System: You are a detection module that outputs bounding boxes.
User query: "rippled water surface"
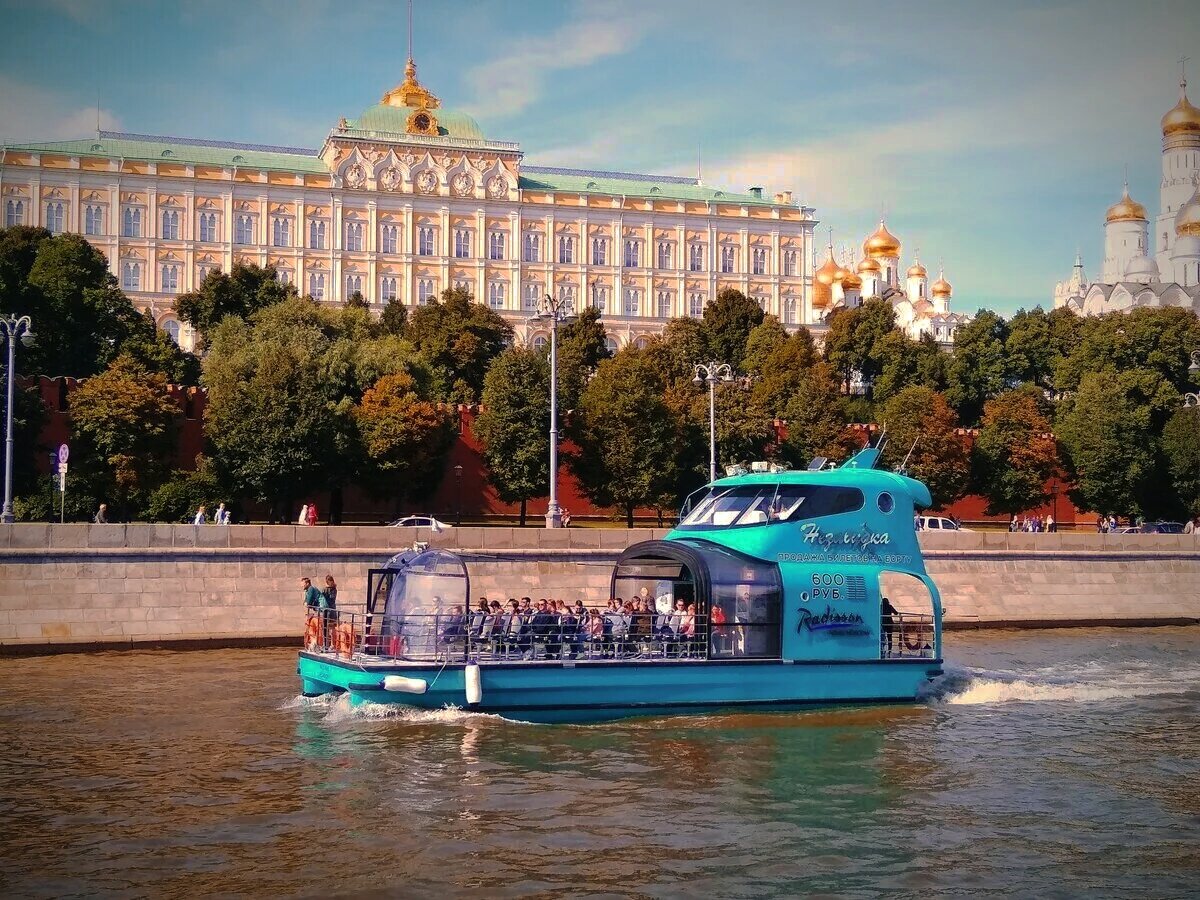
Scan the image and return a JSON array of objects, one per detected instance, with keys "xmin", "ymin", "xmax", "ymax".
[{"xmin": 1, "ymin": 628, "xmax": 1198, "ymax": 898}]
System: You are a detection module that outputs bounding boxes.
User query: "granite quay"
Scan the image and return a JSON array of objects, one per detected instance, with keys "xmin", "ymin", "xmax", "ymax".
[{"xmin": 0, "ymin": 525, "xmax": 1196, "ymax": 655}]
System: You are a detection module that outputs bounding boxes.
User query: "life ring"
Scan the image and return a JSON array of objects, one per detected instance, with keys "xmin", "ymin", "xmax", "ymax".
[
  {"xmin": 303, "ymin": 613, "xmax": 321, "ymax": 651},
  {"xmin": 903, "ymin": 624, "xmax": 922, "ymax": 652},
  {"xmin": 334, "ymin": 622, "xmax": 356, "ymax": 658}
]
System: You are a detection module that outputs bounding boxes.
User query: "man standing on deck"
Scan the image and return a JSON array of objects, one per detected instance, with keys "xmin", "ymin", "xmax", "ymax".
[
  {"xmin": 880, "ymin": 596, "xmax": 898, "ymax": 656},
  {"xmin": 300, "ymin": 577, "xmax": 325, "ymax": 611}
]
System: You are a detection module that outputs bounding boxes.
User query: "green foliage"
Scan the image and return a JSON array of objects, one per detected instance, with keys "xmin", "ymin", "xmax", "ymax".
[
  {"xmin": 1162, "ymin": 406, "xmax": 1200, "ymax": 516},
  {"xmin": 645, "ymin": 317, "xmax": 709, "ymax": 383},
  {"xmin": 474, "ymin": 347, "xmax": 550, "ymax": 524},
  {"xmin": 554, "ymin": 306, "xmax": 611, "ymax": 410},
  {"xmin": 779, "ymin": 363, "xmax": 856, "ymax": 468},
  {"xmin": 379, "ymin": 297, "xmax": 408, "ymax": 336},
  {"xmin": 702, "ymin": 288, "xmax": 764, "ymax": 368},
  {"xmin": 1056, "ymin": 368, "xmax": 1179, "ymax": 517},
  {"xmin": 119, "ymin": 311, "xmax": 202, "ymax": 386},
  {"xmin": 872, "ymin": 331, "xmax": 947, "ymax": 404},
  {"xmin": 741, "ymin": 315, "xmax": 789, "ymax": 376},
  {"xmin": 569, "ymin": 349, "xmax": 683, "ymax": 526},
  {"xmin": 944, "ymin": 310, "xmax": 1011, "ymax": 425},
  {"xmin": 751, "ymin": 328, "xmax": 819, "ymax": 418},
  {"xmin": 971, "ymin": 387, "xmax": 1059, "ymax": 515},
  {"xmin": 689, "ymin": 379, "xmax": 775, "ymax": 471},
  {"xmin": 174, "ymin": 263, "xmax": 296, "ymax": 341},
  {"xmin": 405, "ymin": 287, "xmax": 513, "ymax": 402},
  {"xmin": 1054, "ymin": 307, "xmax": 1200, "ymax": 394},
  {"xmin": 15, "ymin": 474, "xmax": 99, "ymax": 523},
  {"xmin": 346, "ymin": 291, "xmax": 369, "ymax": 310},
  {"xmin": 354, "ymin": 372, "xmax": 454, "ymax": 509},
  {"xmin": 879, "ymin": 386, "xmax": 970, "ymax": 508},
  {"xmin": 67, "ymin": 356, "xmax": 181, "ymax": 518},
  {"xmin": 144, "ymin": 458, "xmax": 225, "ymax": 523},
  {"xmin": 823, "ymin": 298, "xmax": 896, "ymax": 395}
]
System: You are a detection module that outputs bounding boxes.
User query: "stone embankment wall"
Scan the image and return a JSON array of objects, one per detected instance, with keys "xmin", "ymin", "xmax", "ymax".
[{"xmin": 0, "ymin": 525, "xmax": 1196, "ymax": 654}]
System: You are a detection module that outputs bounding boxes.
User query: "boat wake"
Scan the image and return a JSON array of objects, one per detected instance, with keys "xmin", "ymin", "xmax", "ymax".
[
  {"xmin": 282, "ymin": 692, "xmax": 515, "ymax": 725},
  {"xmin": 923, "ymin": 662, "xmax": 1200, "ymax": 706}
]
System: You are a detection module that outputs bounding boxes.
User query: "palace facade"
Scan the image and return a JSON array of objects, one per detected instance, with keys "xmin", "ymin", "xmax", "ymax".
[{"xmin": 0, "ymin": 59, "xmax": 824, "ymax": 352}]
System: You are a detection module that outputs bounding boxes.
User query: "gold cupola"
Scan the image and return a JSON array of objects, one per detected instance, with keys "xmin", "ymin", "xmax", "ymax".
[
  {"xmin": 813, "ymin": 250, "xmax": 841, "ymax": 308},
  {"xmin": 907, "ymin": 260, "xmax": 928, "ymax": 278},
  {"xmin": 856, "ymin": 256, "xmax": 881, "ymax": 274},
  {"xmin": 931, "ymin": 269, "xmax": 953, "ymax": 298},
  {"xmin": 1175, "ymin": 182, "xmax": 1200, "ymax": 237},
  {"xmin": 1105, "ymin": 183, "xmax": 1148, "ymax": 223},
  {"xmin": 1162, "ymin": 71, "xmax": 1200, "ymax": 147},
  {"xmin": 841, "ymin": 270, "xmax": 863, "ymax": 291},
  {"xmin": 863, "ymin": 219, "xmax": 901, "ymax": 259}
]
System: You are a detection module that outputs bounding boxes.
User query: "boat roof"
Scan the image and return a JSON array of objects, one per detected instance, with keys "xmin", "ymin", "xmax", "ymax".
[{"xmin": 706, "ymin": 463, "xmax": 933, "ymax": 509}]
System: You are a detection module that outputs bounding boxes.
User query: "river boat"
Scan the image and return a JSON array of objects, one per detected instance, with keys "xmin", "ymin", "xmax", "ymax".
[{"xmin": 297, "ymin": 445, "xmax": 943, "ymax": 723}]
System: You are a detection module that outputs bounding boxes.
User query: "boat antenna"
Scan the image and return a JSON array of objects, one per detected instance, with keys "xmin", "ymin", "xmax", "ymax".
[
  {"xmin": 897, "ymin": 436, "xmax": 918, "ymax": 474},
  {"xmin": 873, "ymin": 426, "xmax": 889, "ymax": 456}
]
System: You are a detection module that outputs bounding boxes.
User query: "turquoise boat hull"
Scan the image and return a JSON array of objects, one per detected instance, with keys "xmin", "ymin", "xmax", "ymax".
[{"xmin": 299, "ymin": 653, "xmax": 943, "ymax": 724}]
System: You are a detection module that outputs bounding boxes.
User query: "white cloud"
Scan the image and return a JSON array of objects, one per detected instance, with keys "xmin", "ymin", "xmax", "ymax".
[
  {"xmin": 0, "ymin": 76, "xmax": 121, "ymax": 143},
  {"xmin": 465, "ymin": 3, "xmax": 651, "ymax": 119}
]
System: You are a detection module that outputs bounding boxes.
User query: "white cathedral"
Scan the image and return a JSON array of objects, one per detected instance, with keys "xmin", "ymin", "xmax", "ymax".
[{"xmin": 1054, "ymin": 70, "xmax": 1200, "ymax": 314}]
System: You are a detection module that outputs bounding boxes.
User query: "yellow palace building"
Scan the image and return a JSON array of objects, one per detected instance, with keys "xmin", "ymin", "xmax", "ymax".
[{"xmin": 0, "ymin": 58, "xmax": 818, "ymax": 351}]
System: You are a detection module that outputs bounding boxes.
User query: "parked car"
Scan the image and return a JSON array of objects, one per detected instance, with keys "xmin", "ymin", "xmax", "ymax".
[
  {"xmin": 1140, "ymin": 521, "xmax": 1184, "ymax": 534},
  {"xmin": 389, "ymin": 515, "xmax": 450, "ymax": 532},
  {"xmin": 916, "ymin": 516, "xmax": 973, "ymax": 532}
]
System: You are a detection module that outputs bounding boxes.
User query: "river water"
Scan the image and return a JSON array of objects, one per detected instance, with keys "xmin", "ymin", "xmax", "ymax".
[{"xmin": 1, "ymin": 628, "xmax": 1197, "ymax": 898}]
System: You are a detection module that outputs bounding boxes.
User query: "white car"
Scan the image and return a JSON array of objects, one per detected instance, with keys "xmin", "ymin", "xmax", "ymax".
[
  {"xmin": 917, "ymin": 515, "xmax": 973, "ymax": 532},
  {"xmin": 389, "ymin": 515, "xmax": 450, "ymax": 532}
]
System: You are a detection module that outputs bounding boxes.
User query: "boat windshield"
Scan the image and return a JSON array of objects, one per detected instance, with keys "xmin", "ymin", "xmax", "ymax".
[
  {"xmin": 375, "ymin": 550, "xmax": 470, "ymax": 656},
  {"xmin": 678, "ymin": 483, "xmax": 864, "ymax": 530}
]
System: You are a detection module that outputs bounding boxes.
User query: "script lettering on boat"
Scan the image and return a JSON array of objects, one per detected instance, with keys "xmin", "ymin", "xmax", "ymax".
[{"xmin": 796, "ymin": 604, "xmax": 870, "ymax": 636}]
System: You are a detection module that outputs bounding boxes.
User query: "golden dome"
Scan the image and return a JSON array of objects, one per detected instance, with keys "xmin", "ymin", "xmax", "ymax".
[
  {"xmin": 931, "ymin": 272, "xmax": 952, "ymax": 298},
  {"xmin": 841, "ymin": 270, "xmax": 863, "ymax": 290},
  {"xmin": 1105, "ymin": 183, "xmax": 1148, "ymax": 223},
  {"xmin": 815, "ymin": 254, "xmax": 841, "ymax": 286},
  {"xmin": 863, "ymin": 220, "xmax": 901, "ymax": 258},
  {"xmin": 833, "ymin": 263, "xmax": 853, "ymax": 283},
  {"xmin": 856, "ymin": 257, "xmax": 881, "ymax": 274},
  {"xmin": 1162, "ymin": 80, "xmax": 1200, "ymax": 137},
  {"xmin": 1176, "ymin": 185, "xmax": 1200, "ymax": 237},
  {"xmin": 907, "ymin": 261, "xmax": 927, "ymax": 278}
]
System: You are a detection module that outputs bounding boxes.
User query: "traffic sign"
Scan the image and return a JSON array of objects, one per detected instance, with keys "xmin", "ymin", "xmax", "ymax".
[
  {"xmin": 59, "ymin": 472, "xmax": 66, "ymax": 492},
  {"xmin": 57, "ymin": 443, "xmax": 69, "ymax": 464}
]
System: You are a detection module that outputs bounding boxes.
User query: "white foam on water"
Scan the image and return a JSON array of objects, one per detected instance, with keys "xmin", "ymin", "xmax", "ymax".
[
  {"xmin": 278, "ymin": 693, "xmax": 340, "ymax": 710},
  {"xmin": 923, "ymin": 662, "xmax": 1200, "ymax": 706},
  {"xmin": 314, "ymin": 693, "xmax": 516, "ymax": 726}
]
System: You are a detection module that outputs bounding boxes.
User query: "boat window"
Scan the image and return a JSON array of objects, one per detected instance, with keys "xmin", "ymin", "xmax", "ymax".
[
  {"xmin": 371, "ymin": 550, "xmax": 470, "ymax": 658},
  {"xmin": 877, "ymin": 491, "xmax": 894, "ymax": 513},
  {"xmin": 678, "ymin": 484, "xmax": 863, "ymax": 530}
]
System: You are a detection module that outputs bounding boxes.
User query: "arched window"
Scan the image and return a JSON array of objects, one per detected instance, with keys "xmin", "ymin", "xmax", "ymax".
[
  {"xmin": 308, "ymin": 272, "xmax": 325, "ymax": 300},
  {"xmin": 689, "ymin": 243, "xmax": 704, "ymax": 272},
  {"xmin": 656, "ymin": 290, "xmax": 672, "ymax": 318},
  {"xmin": 487, "ymin": 281, "xmax": 505, "ymax": 309},
  {"xmin": 276, "ymin": 268, "xmax": 292, "ymax": 286},
  {"xmin": 417, "ymin": 226, "xmax": 435, "ymax": 255},
  {"xmin": 523, "ymin": 283, "xmax": 541, "ymax": 311},
  {"xmin": 488, "ymin": 231, "xmax": 505, "ymax": 260},
  {"xmin": 782, "ymin": 250, "xmax": 797, "ymax": 277},
  {"xmin": 784, "ymin": 297, "xmax": 797, "ymax": 324},
  {"xmin": 309, "ymin": 220, "xmax": 327, "ymax": 249},
  {"xmin": 689, "ymin": 293, "xmax": 705, "ymax": 318},
  {"xmin": 623, "ymin": 240, "xmax": 641, "ymax": 268},
  {"xmin": 752, "ymin": 247, "xmax": 767, "ymax": 275},
  {"xmin": 720, "ymin": 245, "xmax": 736, "ymax": 273},
  {"xmin": 532, "ymin": 334, "xmax": 549, "ymax": 351},
  {"xmin": 454, "ymin": 228, "xmax": 472, "ymax": 258},
  {"xmin": 558, "ymin": 235, "xmax": 574, "ymax": 264},
  {"xmin": 380, "ymin": 276, "xmax": 398, "ymax": 301},
  {"xmin": 234, "ymin": 214, "xmax": 253, "ymax": 245},
  {"xmin": 604, "ymin": 335, "xmax": 619, "ymax": 354},
  {"xmin": 633, "ymin": 336, "xmax": 649, "ymax": 349},
  {"xmin": 160, "ymin": 209, "xmax": 179, "ymax": 240},
  {"xmin": 523, "ymin": 232, "xmax": 540, "ymax": 262},
  {"xmin": 272, "ymin": 217, "xmax": 291, "ymax": 247},
  {"xmin": 84, "ymin": 205, "xmax": 103, "ymax": 235},
  {"xmin": 121, "ymin": 262, "xmax": 141, "ymax": 291},
  {"xmin": 45, "ymin": 202, "xmax": 65, "ymax": 234},
  {"xmin": 198, "ymin": 212, "xmax": 217, "ymax": 242},
  {"xmin": 657, "ymin": 242, "xmax": 673, "ymax": 269},
  {"xmin": 5, "ymin": 200, "xmax": 24, "ymax": 227},
  {"xmin": 591, "ymin": 285, "xmax": 607, "ymax": 312},
  {"xmin": 122, "ymin": 207, "xmax": 141, "ymax": 238},
  {"xmin": 161, "ymin": 264, "xmax": 179, "ymax": 293},
  {"xmin": 417, "ymin": 279, "xmax": 436, "ymax": 304},
  {"xmin": 345, "ymin": 273, "xmax": 362, "ymax": 297},
  {"xmin": 163, "ymin": 319, "xmax": 182, "ymax": 346},
  {"xmin": 381, "ymin": 224, "xmax": 398, "ymax": 254},
  {"xmin": 344, "ymin": 221, "xmax": 363, "ymax": 251},
  {"xmin": 591, "ymin": 238, "xmax": 607, "ymax": 265},
  {"xmin": 623, "ymin": 288, "xmax": 640, "ymax": 316}
]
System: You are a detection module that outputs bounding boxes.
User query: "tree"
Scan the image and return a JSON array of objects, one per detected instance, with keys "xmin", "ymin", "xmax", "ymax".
[
  {"xmin": 1055, "ymin": 307, "xmax": 1200, "ymax": 394},
  {"xmin": 174, "ymin": 263, "xmax": 295, "ymax": 340},
  {"xmin": 944, "ymin": 310, "xmax": 1010, "ymax": 425},
  {"xmin": 346, "ymin": 290, "xmax": 368, "ymax": 310},
  {"xmin": 1004, "ymin": 307, "xmax": 1055, "ymax": 388},
  {"xmin": 751, "ymin": 328, "xmax": 819, "ymax": 418},
  {"xmin": 823, "ymin": 298, "xmax": 896, "ymax": 395},
  {"xmin": 119, "ymin": 310, "xmax": 202, "ymax": 386},
  {"xmin": 1162, "ymin": 405, "xmax": 1200, "ymax": 516},
  {"xmin": 779, "ymin": 363, "xmax": 857, "ymax": 468},
  {"xmin": 972, "ymin": 387, "xmax": 1059, "ymax": 515},
  {"xmin": 144, "ymin": 457, "xmax": 225, "ymax": 523},
  {"xmin": 568, "ymin": 349, "xmax": 683, "ymax": 526},
  {"xmin": 68, "ymin": 356, "xmax": 180, "ymax": 518},
  {"xmin": 879, "ymin": 386, "xmax": 970, "ymax": 508},
  {"xmin": 1056, "ymin": 368, "xmax": 1178, "ymax": 518},
  {"xmin": 405, "ymin": 286, "xmax": 513, "ymax": 403},
  {"xmin": 689, "ymin": 380, "xmax": 775, "ymax": 471},
  {"xmin": 379, "ymin": 297, "xmax": 408, "ymax": 336},
  {"xmin": 355, "ymin": 372, "xmax": 454, "ymax": 514},
  {"xmin": 554, "ymin": 306, "xmax": 611, "ymax": 410},
  {"xmin": 741, "ymin": 315, "xmax": 789, "ymax": 376},
  {"xmin": 645, "ymin": 317, "xmax": 709, "ymax": 383},
  {"xmin": 474, "ymin": 348, "xmax": 550, "ymax": 525},
  {"xmin": 701, "ymin": 288, "xmax": 764, "ymax": 368}
]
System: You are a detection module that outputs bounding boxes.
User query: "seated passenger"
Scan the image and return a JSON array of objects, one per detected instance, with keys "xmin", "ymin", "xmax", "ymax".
[
  {"xmin": 469, "ymin": 598, "xmax": 491, "ymax": 637},
  {"xmin": 531, "ymin": 600, "xmax": 559, "ymax": 658},
  {"xmin": 586, "ymin": 608, "xmax": 605, "ymax": 653},
  {"xmin": 440, "ymin": 605, "xmax": 467, "ymax": 648}
]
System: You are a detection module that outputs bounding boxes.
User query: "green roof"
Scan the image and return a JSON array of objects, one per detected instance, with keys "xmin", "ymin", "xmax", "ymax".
[
  {"xmin": 4, "ymin": 131, "xmax": 326, "ymax": 173},
  {"xmin": 519, "ymin": 166, "xmax": 778, "ymax": 206}
]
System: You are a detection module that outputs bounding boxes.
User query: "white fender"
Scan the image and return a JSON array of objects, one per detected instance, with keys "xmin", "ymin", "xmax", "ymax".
[
  {"xmin": 383, "ymin": 675, "xmax": 428, "ymax": 694},
  {"xmin": 465, "ymin": 663, "xmax": 482, "ymax": 705}
]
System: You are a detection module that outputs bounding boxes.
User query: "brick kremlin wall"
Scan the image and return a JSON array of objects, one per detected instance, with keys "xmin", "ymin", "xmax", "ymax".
[{"xmin": 0, "ymin": 525, "xmax": 1195, "ymax": 654}]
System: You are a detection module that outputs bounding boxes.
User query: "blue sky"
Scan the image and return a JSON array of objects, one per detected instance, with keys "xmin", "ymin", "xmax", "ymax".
[{"xmin": 1, "ymin": 0, "xmax": 1198, "ymax": 315}]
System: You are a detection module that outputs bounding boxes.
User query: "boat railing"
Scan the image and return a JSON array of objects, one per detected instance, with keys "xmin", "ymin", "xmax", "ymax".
[
  {"xmin": 306, "ymin": 609, "xmax": 750, "ymax": 663},
  {"xmin": 882, "ymin": 611, "xmax": 936, "ymax": 660}
]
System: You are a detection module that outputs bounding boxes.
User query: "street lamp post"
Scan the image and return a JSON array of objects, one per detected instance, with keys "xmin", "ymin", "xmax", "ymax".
[
  {"xmin": 533, "ymin": 293, "xmax": 575, "ymax": 528},
  {"xmin": 454, "ymin": 464, "xmax": 463, "ymax": 527},
  {"xmin": 692, "ymin": 361, "xmax": 734, "ymax": 484},
  {"xmin": 0, "ymin": 315, "xmax": 35, "ymax": 525}
]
